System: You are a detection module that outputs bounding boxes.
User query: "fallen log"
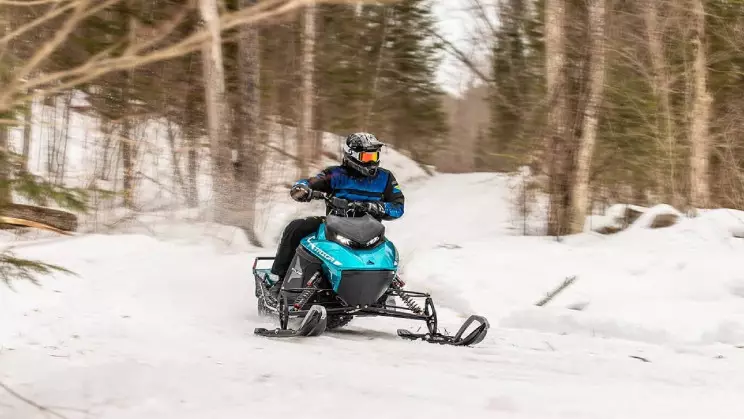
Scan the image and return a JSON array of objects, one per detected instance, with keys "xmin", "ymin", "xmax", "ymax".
[
  {"xmin": 0, "ymin": 203, "xmax": 78, "ymax": 232},
  {"xmin": 0, "ymin": 216, "xmax": 74, "ymax": 236}
]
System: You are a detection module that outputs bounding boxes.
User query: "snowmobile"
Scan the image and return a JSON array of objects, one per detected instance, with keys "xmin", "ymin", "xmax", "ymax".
[{"xmin": 252, "ymin": 191, "xmax": 490, "ymax": 347}]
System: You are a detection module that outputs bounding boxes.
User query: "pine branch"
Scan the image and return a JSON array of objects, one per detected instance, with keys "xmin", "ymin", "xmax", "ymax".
[
  {"xmin": 0, "ymin": 249, "xmax": 75, "ymax": 288},
  {"xmin": 6, "ymin": 171, "xmax": 92, "ymax": 213}
]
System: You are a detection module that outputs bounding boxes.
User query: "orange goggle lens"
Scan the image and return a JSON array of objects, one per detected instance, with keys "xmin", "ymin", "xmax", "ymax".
[{"xmin": 359, "ymin": 151, "xmax": 379, "ymax": 163}]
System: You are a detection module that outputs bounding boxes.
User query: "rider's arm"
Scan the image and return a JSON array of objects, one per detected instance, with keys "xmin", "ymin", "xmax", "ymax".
[
  {"xmin": 290, "ymin": 168, "xmax": 334, "ymax": 201},
  {"xmin": 303, "ymin": 168, "xmax": 333, "ymax": 193},
  {"xmin": 380, "ymin": 172, "xmax": 405, "ymax": 220}
]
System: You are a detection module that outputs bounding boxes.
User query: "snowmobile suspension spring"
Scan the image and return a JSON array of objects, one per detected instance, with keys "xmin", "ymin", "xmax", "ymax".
[{"xmin": 397, "ymin": 289, "xmax": 423, "ymax": 314}]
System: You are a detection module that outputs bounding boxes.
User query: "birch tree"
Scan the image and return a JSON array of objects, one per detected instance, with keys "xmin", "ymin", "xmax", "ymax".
[
  {"xmin": 199, "ymin": 0, "xmax": 231, "ymax": 222},
  {"xmin": 543, "ymin": 0, "xmax": 568, "ymax": 236},
  {"xmin": 298, "ymin": 1, "xmax": 316, "ymax": 178},
  {"xmin": 643, "ymin": 0, "xmax": 678, "ymax": 204},
  {"xmin": 234, "ymin": 0, "xmax": 262, "ymax": 244},
  {"xmin": 688, "ymin": 0, "xmax": 712, "ymax": 210},
  {"xmin": 570, "ymin": 0, "xmax": 607, "ymax": 233}
]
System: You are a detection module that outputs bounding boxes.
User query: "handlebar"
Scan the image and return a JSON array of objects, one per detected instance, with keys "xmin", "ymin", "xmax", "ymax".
[
  {"xmin": 310, "ymin": 190, "xmax": 329, "ymax": 201},
  {"xmin": 309, "ymin": 190, "xmax": 370, "ymax": 218}
]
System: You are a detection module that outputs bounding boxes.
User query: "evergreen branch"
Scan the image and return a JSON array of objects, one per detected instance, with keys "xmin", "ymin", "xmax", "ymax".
[
  {"xmin": 6, "ymin": 171, "xmax": 90, "ymax": 212},
  {"xmin": 0, "ymin": 249, "xmax": 75, "ymax": 288}
]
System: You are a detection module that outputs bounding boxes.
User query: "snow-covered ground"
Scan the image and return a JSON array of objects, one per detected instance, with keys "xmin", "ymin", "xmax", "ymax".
[
  {"xmin": 3, "ymin": 97, "xmax": 744, "ymax": 418},
  {"xmin": 4, "ymin": 169, "xmax": 744, "ymax": 418}
]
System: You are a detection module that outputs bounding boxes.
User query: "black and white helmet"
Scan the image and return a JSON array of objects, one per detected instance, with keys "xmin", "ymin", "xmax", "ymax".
[{"xmin": 342, "ymin": 132, "xmax": 384, "ymax": 176}]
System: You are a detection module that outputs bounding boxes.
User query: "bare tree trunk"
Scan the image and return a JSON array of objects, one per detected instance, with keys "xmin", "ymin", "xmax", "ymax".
[
  {"xmin": 0, "ymin": 120, "xmax": 9, "ymax": 208},
  {"xmin": 165, "ymin": 120, "xmax": 189, "ymax": 201},
  {"xmin": 643, "ymin": 0, "xmax": 678, "ymax": 205},
  {"xmin": 184, "ymin": 56, "xmax": 200, "ymax": 208},
  {"xmin": 570, "ymin": 0, "xmax": 607, "ymax": 233},
  {"xmin": 98, "ymin": 119, "xmax": 113, "ymax": 180},
  {"xmin": 119, "ymin": 36, "xmax": 137, "ymax": 209},
  {"xmin": 121, "ymin": 114, "xmax": 135, "ymax": 208},
  {"xmin": 0, "ymin": 6, "xmax": 8, "ymax": 208},
  {"xmin": 688, "ymin": 0, "xmax": 711, "ymax": 210},
  {"xmin": 21, "ymin": 99, "xmax": 32, "ymax": 173},
  {"xmin": 544, "ymin": 0, "xmax": 568, "ymax": 236},
  {"xmin": 199, "ymin": 0, "xmax": 231, "ymax": 222},
  {"xmin": 56, "ymin": 91, "xmax": 73, "ymax": 185},
  {"xmin": 298, "ymin": 1, "xmax": 316, "ymax": 178},
  {"xmin": 46, "ymin": 92, "xmax": 72, "ymax": 185},
  {"xmin": 235, "ymin": 0, "xmax": 262, "ymax": 245}
]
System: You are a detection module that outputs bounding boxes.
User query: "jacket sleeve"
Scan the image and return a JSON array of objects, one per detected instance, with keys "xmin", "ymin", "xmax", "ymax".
[
  {"xmin": 294, "ymin": 167, "xmax": 334, "ymax": 193},
  {"xmin": 381, "ymin": 172, "xmax": 405, "ymax": 220}
]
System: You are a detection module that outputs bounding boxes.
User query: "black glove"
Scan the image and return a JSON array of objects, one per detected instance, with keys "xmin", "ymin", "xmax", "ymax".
[
  {"xmin": 350, "ymin": 201, "xmax": 385, "ymax": 217},
  {"xmin": 290, "ymin": 183, "xmax": 312, "ymax": 202}
]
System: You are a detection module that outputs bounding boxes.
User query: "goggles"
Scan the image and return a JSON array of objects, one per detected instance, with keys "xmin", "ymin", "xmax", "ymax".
[{"xmin": 353, "ymin": 151, "xmax": 379, "ymax": 163}]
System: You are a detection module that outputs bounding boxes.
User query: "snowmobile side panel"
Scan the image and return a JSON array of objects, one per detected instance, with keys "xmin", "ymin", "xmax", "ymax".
[{"xmin": 282, "ymin": 246, "xmax": 324, "ymax": 298}]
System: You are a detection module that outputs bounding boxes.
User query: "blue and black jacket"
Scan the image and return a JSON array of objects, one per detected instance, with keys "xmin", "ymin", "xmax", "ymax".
[{"xmin": 296, "ymin": 166, "xmax": 404, "ymax": 220}]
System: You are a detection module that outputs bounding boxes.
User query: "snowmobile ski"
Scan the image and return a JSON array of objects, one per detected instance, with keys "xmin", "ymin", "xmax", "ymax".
[
  {"xmin": 254, "ymin": 305, "xmax": 328, "ymax": 338},
  {"xmin": 397, "ymin": 315, "xmax": 490, "ymax": 347}
]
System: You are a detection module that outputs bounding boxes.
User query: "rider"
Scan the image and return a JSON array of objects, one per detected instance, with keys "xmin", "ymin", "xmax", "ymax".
[{"xmin": 269, "ymin": 132, "xmax": 405, "ymax": 283}]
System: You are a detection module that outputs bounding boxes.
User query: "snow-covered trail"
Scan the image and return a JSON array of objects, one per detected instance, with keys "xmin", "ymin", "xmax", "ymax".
[
  {"xmin": 3, "ymin": 235, "xmax": 743, "ymax": 419},
  {"xmin": 3, "ymin": 174, "xmax": 744, "ymax": 418}
]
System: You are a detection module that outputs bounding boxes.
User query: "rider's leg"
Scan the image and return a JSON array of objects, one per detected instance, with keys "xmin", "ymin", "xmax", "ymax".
[{"xmin": 270, "ymin": 216, "xmax": 324, "ymax": 280}]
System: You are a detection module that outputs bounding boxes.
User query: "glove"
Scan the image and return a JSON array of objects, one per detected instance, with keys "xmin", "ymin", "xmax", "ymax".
[
  {"xmin": 350, "ymin": 201, "xmax": 385, "ymax": 217},
  {"xmin": 290, "ymin": 182, "xmax": 312, "ymax": 202}
]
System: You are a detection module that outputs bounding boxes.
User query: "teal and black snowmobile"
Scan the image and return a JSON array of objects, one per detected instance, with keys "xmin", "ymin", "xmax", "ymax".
[{"xmin": 253, "ymin": 191, "xmax": 490, "ymax": 347}]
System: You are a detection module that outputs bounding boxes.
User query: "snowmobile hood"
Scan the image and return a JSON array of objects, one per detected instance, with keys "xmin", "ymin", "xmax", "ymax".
[{"xmin": 325, "ymin": 214, "xmax": 385, "ymax": 247}]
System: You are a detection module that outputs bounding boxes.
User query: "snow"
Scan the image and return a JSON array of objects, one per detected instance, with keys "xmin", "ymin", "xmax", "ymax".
[
  {"xmin": 3, "ymin": 100, "xmax": 744, "ymax": 418},
  {"xmin": 4, "ymin": 171, "xmax": 744, "ymax": 418}
]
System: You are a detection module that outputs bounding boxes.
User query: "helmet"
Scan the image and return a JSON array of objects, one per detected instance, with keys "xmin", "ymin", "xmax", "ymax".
[{"xmin": 342, "ymin": 132, "xmax": 384, "ymax": 177}]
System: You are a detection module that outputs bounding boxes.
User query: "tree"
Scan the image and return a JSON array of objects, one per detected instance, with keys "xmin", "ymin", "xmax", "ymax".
[
  {"xmin": 298, "ymin": 1, "xmax": 316, "ymax": 178},
  {"xmin": 233, "ymin": 0, "xmax": 263, "ymax": 244},
  {"xmin": 543, "ymin": 0, "xmax": 569, "ymax": 236},
  {"xmin": 373, "ymin": 0, "xmax": 448, "ymax": 163},
  {"xmin": 688, "ymin": 0, "xmax": 712, "ymax": 210},
  {"xmin": 199, "ymin": 0, "xmax": 232, "ymax": 224},
  {"xmin": 570, "ymin": 0, "xmax": 607, "ymax": 233}
]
